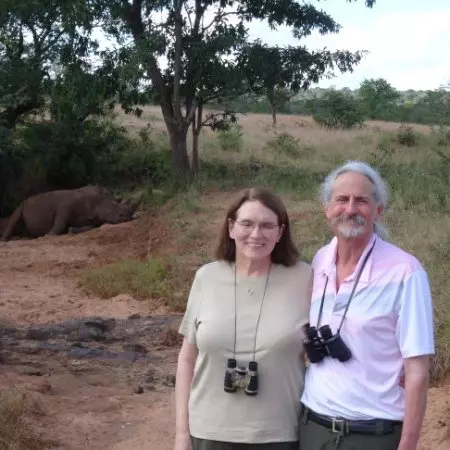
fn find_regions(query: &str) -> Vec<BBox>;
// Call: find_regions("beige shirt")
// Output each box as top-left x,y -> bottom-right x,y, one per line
179,260 -> 312,443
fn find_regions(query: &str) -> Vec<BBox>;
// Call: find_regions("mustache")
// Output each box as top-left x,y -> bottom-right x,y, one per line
333,213 -> 366,226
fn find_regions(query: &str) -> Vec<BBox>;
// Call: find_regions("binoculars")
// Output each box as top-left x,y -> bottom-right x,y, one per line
224,358 -> 259,396
303,323 -> 352,363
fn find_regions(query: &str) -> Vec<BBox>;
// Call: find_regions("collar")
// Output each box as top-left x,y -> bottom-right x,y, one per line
319,233 -> 377,283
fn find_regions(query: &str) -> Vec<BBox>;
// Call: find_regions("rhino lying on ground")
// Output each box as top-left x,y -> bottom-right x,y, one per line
1,185 -> 141,241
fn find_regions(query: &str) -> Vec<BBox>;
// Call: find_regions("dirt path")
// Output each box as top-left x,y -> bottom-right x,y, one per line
0,218 -> 448,450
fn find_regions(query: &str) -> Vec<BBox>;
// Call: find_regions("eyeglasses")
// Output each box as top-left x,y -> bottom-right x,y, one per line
233,220 -> 280,233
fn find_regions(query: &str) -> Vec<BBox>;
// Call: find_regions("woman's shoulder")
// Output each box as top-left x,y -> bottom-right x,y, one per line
195,259 -> 232,279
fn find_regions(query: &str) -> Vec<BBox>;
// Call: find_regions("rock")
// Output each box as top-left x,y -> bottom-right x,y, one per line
162,374 -> 176,387
25,369 -> 44,376
123,343 -> 148,354
84,317 -> 114,331
77,326 -> 105,341
26,327 -> 55,340
128,313 -> 142,320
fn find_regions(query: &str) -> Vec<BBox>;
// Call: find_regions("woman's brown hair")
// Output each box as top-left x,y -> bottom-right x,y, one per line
214,187 -> 299,267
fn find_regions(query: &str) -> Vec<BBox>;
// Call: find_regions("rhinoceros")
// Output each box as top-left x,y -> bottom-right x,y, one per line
0,185 -> 141,241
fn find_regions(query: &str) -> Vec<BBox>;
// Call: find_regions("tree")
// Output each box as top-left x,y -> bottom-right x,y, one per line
358,78 -> 400,120
310,89 -> 365,129
98,0 -> 376,182
239,42 -> 366,127
0,0 -> 101,128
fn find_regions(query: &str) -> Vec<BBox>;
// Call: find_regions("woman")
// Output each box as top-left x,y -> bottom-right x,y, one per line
174,187 -> 312,450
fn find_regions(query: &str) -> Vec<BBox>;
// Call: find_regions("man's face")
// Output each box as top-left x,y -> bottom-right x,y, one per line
325,172 -> 383,239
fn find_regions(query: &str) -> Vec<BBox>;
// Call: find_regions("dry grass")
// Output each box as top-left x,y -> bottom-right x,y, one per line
0,390 -> 48,450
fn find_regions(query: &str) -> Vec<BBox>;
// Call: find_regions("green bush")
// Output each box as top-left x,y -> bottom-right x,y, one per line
396,125 -> 419,147
0,119 -> 174,215
266,132 -> 302,157
216,125 -> 243,152
311,90 -> 365,129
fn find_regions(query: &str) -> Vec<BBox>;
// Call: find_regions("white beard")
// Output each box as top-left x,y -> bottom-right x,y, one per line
337,223 -> 366,238
334,214 -> 366,238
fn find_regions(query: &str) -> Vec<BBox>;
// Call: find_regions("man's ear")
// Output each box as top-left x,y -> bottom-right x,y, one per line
376,203 -> 384,220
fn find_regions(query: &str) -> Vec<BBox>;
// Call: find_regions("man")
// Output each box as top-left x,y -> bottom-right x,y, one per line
299,161 -> 435,450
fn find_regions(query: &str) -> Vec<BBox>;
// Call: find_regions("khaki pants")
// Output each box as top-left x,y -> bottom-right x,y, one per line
298,412 -> 402,450
191,436 -> 298,450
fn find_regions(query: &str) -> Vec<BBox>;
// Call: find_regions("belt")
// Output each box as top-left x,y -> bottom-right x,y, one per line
302,405 -> 403,435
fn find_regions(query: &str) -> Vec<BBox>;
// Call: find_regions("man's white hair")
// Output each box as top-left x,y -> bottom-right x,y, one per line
319,160 -> 390,240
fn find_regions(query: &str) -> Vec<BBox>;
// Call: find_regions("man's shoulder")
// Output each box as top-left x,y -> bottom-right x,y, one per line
376,238 -> 425,275
311,238 -> 336,271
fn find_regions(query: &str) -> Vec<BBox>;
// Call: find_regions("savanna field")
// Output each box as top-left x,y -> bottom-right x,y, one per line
1,106 -> 449,449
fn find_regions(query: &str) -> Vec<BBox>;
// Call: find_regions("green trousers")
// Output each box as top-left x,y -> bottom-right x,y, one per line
191,436 -> 298,450
298,413 -> 403,450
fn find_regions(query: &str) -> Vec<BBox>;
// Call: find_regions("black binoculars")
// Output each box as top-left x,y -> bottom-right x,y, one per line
303,323 -> 352,363
224,358 -> 259,396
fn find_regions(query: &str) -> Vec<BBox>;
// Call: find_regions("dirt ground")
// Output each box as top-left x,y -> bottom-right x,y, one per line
0,213 -> 449,450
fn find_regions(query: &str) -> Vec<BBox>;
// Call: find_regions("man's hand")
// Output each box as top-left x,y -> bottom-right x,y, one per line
174,433 -> 192,450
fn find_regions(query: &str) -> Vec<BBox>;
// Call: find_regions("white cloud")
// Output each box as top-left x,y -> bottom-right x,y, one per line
248,9 -> 450,91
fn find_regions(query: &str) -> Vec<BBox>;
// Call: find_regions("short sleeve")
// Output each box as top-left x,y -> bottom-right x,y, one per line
178,270 -> 203,345
396,268 -> 435,358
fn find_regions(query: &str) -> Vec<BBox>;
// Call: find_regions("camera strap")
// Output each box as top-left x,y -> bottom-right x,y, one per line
316,238 -> 376,333
233,263 -> 271,362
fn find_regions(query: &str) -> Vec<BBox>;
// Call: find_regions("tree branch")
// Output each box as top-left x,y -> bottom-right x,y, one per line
184,2 -> 193,31
201,10 -> 239,33
173,0 -> 184,122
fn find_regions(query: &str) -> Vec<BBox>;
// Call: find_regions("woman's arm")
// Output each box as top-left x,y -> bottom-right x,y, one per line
174,337 -> 198,449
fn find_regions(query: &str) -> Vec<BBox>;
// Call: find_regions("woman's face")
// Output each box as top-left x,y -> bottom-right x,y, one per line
228,200 -> 284,262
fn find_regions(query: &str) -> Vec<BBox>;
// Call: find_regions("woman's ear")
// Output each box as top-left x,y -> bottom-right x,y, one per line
276,223 -> 285,243
228,218 -> 235,239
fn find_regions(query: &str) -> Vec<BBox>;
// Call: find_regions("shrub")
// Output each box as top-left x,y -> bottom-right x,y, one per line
311,90 -> 365,129
266,132 -> 304,157
216,125 -> 243,152
0,391 -> 47,450
396,124 -> 419,147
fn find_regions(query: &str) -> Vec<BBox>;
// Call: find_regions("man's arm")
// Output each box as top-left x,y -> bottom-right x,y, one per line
397,355 -> 430,450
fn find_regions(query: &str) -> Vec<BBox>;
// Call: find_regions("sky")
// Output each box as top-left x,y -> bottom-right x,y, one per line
247,0 -> 450,91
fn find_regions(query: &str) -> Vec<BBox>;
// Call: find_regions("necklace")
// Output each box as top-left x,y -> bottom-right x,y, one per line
232,264 -> 271,362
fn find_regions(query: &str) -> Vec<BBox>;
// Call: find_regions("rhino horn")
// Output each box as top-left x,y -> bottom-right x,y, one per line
125,195 -> 143,213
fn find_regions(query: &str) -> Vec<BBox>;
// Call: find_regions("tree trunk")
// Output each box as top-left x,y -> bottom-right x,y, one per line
168,125 -> 191,184
192,130 -> 200,175
191,104 -> 203,175
267,88 -> 277,128
271,102 -> 277,128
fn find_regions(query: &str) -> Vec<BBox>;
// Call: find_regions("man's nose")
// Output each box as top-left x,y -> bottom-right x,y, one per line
345,198 -> 357,214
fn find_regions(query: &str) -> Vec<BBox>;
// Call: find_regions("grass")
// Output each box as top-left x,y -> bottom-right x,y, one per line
97,106 -> 450,383
81,258 -> 169,302
0,391 -> 48,450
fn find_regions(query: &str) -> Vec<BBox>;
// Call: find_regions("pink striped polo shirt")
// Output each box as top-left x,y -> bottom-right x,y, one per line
301,233 -> 435,420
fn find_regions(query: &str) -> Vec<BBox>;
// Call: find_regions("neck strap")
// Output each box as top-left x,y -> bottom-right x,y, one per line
233,264 -> 271,362
317,238 -> 376,333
